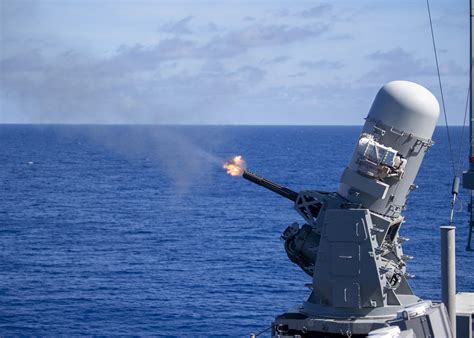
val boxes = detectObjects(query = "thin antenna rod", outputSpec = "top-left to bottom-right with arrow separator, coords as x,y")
464,0 -> 474,251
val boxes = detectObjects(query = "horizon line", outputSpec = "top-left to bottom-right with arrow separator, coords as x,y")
0,122 -> 468,127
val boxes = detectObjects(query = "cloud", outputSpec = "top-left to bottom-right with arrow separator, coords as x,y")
234,66 -> 266,83
91,22 -> 329,68
270,4 -> 333,19
326,33 -> 354,41
241,80 -> 377,125
206,22 -> 218,32
438,60 -> 467,76
205,23 -> 329,58
160,16 -> 194,35
0,45 -> 268,123
288,72 -> 306,78
1,1 -> 335,123
200,59 -> 225,73
368,48 -> 417,62
260,56 -> 290,65
360,47 -> 467,115
299,4 -> 333,18
2,1 -> 467,126
269,8 -> 291,17
4,18 -> 330,124
362,48 -> 433,83
113,38 -> 200,68
299,60 -> 344,70
0,0 -> 39,32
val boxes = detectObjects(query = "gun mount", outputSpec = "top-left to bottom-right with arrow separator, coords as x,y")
241,81 -> 455,337
242,170 -> 323,275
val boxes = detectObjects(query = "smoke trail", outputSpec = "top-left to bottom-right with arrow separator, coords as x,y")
67,125 -> 227,195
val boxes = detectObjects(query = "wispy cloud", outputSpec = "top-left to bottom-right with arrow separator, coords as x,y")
363,48 -> 433,82
299,60 -> 344,70
160,16 -> 194,35
0,45 -> 268,123
205,23 -> 330,57
299,4 -> 333,18
270,3 -> 333,19
0,1 -> 468,125
260,55 -> 290,65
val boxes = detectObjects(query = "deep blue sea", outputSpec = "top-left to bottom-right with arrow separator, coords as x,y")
0,125 -> 472,336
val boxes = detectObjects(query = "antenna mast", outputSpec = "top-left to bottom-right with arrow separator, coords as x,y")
463,0 -> 474,251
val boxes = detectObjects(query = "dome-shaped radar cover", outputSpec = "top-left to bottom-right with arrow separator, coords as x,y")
368,81 -> 440,139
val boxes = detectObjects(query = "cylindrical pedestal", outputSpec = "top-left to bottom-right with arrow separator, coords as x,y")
441,225 -> 456,337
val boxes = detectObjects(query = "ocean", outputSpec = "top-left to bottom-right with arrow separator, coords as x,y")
0,125 -> 472,336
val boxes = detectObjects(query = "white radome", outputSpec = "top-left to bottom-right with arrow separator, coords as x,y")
368,80 -> 440,140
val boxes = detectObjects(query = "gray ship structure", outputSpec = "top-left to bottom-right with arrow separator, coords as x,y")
225,1 -> 474,337
229,80 -> 473,338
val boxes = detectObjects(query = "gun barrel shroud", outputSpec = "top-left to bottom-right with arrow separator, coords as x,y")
242,170 -> 298,202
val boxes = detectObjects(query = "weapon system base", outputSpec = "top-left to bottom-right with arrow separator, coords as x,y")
272,302 -> 453,338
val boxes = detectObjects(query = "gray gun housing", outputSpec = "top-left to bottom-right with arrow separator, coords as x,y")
243,81 -> 453,336
242,169 -> 323,275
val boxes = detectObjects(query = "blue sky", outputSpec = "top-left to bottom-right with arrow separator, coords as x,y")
0,0 -> 469,124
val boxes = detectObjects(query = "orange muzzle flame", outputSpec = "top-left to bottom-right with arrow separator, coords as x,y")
223,155 -> 246,176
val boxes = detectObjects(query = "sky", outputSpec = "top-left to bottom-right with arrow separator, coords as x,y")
0,0 -> 470,125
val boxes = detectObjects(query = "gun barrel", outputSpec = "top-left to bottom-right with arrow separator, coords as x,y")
242,170 -> 298,202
